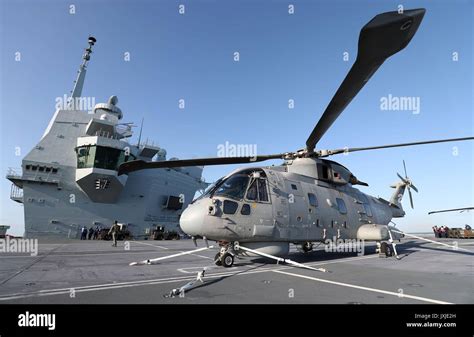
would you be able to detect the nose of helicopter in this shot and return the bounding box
[180,204,204,237]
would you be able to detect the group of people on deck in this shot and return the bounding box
[432,225,449,238]
[80,225,102,240]
[79,220,121,246]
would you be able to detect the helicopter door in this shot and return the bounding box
[267,173,290,238]
[349,190,372,225]
[284,180,307,237]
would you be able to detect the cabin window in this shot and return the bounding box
[246,178,269,202]
[38,166,45,172]
[336,198,347,214]
[52,168,58,174]
[241,204,251,215]
[223,200,238,214]
[363,204,373,217]
[45,167,51,173]
[291,184,298,190]
[308,193,318,207]
[25,165,31,170]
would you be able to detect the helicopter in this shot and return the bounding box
[119,8,473,270]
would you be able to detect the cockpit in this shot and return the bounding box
[195,169,270,203]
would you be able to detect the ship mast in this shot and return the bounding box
[68,36,96,108]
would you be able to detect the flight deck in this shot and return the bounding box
[0,236,472,305]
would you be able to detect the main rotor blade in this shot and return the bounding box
[324,137,474,156]
[428,207,474,215]
[306,9,425,152]
[118,154,286,175]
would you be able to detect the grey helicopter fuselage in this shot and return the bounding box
[180,157,405,255]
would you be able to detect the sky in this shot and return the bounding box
[0,0,472,236]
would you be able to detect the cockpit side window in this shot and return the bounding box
[246,180,258,200]
[257,178,269,202]
[246,178,269,202]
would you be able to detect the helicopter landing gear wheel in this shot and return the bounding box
[215,241,237,268]
[381,242,393,257]
[214,253,222,266]
[222,253,234,268]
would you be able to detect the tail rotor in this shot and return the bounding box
[397,160,418,209]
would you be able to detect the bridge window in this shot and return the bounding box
[308,193,318,207]
[336,198,347,214]
[76,145,135,171]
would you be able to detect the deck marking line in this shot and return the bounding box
[273,270,452,305]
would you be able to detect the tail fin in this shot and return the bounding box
[389,182,408,217]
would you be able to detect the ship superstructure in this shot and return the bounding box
[6,37,206,239]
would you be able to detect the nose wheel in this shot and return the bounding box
[214,242,235,268]
[221,253,234,268]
